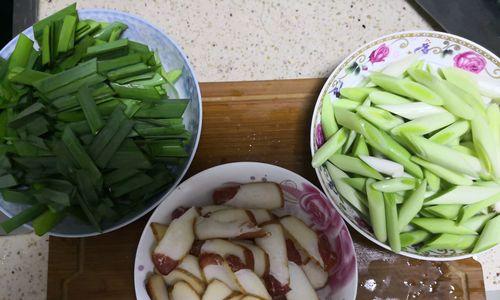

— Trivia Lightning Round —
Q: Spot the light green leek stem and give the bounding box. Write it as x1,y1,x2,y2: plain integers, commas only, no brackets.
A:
425,186,500,205
391,112,456,136
440,67,483,102
340,87,378,102
342,130,358,154
311,128,348,168
400,230,431,248
473,215,500,253
356,106,404,131
424,204,462,220
462,213,496,232
329,154,383,180
370,72,443,106
411,218,478,235
407,67,474,120
352,135,369,156
411,156,473,186
420,234,477,252
398,179,427,231
471,114,500,179
372,177,417,193
424,169,441,191
342,177,367,193
457,192,500,223
366,178,387,243
321,94,338,139
326,162,368,216
404,133,482,178
335,109,423,178
369,90,412,105
429,120,470,145
384,193,401,252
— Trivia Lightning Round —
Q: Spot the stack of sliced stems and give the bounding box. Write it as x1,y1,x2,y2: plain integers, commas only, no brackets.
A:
0,4,192,235
313,55,500,254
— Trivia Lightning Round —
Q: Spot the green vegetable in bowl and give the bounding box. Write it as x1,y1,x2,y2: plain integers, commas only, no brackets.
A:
342,130,358,154
424,186,500,205
410,156,473,186
311,128,347,168
368,90,412,105
342,177,367,193
398,180,426,231
0,4,191,235
429,120,470,146
369,72,443,106
356,106,403,131
376,102,447,120
473,215,500,253
400,230,431,248
366,178,387,243
420,233,477,252
313,57,500,254
320,94,337,139
329,154,383,180
384,192,401,252
423,204,462,220
372,177,416,193
326,162,368,217
339,87,377,102
411,218,478,235
333,98,361,111
390,112,456,136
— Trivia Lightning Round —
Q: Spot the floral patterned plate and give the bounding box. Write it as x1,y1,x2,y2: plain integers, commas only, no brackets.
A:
310,30,500,261
134,162,357,300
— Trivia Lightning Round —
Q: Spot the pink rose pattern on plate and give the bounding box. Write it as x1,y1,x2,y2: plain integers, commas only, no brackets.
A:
298,183,335,231
453,51,486,73
280,182,356,296
369,43,390,63
316,124,325,147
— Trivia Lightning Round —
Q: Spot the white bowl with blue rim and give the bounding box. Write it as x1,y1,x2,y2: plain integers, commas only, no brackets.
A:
0,9,202,237
310,30,500,260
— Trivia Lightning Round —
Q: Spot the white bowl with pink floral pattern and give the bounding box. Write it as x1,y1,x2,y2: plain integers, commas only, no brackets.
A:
134,162,358,300
310,30,500,261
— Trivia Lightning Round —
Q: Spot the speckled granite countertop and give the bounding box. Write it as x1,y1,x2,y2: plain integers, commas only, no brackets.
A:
1,0,499,299
39,0,434,82
0,234,48,300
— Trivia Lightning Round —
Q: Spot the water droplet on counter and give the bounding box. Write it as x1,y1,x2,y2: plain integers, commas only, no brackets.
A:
363,279,377,292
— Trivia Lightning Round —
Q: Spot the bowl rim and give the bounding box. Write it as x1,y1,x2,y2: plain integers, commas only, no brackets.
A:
309,30,500,261
0,8,203,238
133,161,358,300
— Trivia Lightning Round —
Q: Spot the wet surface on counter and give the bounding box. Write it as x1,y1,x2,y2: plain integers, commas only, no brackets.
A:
358,259,466,299
353,229,485,300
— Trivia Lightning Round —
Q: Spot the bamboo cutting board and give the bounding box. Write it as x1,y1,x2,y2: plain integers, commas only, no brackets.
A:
47,79,485,300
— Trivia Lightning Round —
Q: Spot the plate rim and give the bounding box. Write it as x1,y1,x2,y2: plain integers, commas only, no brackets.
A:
309,30,500,261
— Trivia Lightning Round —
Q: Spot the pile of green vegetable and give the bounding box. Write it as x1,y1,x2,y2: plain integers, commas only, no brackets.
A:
313,55,500,254
0,4,191,235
